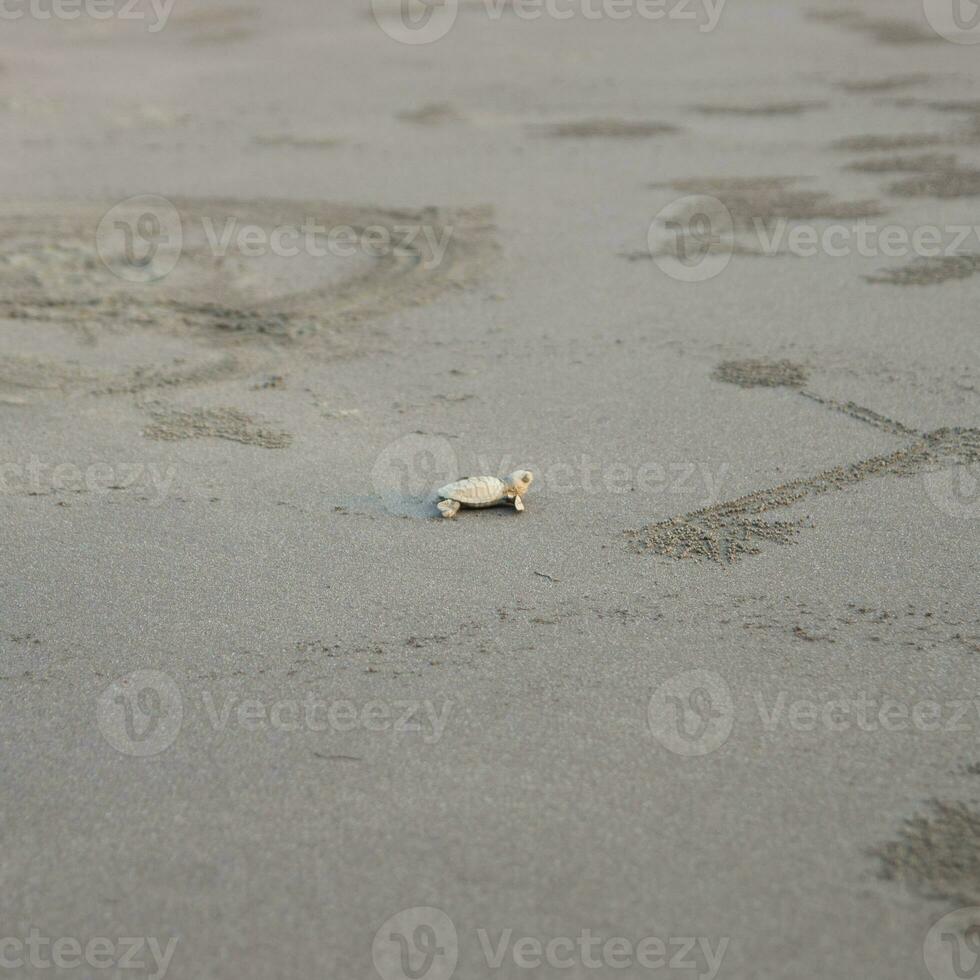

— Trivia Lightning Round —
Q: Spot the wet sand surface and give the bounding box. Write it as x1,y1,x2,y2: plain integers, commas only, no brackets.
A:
1,1,979,977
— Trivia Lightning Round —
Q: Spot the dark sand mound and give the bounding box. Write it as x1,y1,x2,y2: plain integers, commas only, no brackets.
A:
875,802,980,905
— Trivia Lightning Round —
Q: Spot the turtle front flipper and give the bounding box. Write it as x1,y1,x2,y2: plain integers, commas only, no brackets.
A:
513,495,525,513
437,499,461,518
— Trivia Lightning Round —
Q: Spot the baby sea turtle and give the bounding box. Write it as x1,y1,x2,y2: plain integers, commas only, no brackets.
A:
436,470,533,518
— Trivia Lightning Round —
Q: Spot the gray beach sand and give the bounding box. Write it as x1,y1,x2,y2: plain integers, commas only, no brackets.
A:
1,0,979,977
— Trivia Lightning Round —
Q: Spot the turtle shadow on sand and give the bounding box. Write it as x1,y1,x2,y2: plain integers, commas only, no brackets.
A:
334,493,529,521
384,493,444,519
342,470,534,520
382,493,527,520
332,493,438,519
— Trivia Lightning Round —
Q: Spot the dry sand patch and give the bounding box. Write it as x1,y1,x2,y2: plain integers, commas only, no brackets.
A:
690,102,827,116
865,255,980,286
252,134,341,149
630,428,979,562
807,10,938,45
830,134,947,152
836,75,932,93
924,100,980,115
888,170,980,198
141,403,293,448
875,802,980,906
712,359,809,389
652,176,886,224
532,119,681,139
845,153,959,173
397,104,465,126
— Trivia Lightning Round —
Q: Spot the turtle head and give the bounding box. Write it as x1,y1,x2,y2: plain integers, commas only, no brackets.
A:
504,470,533,495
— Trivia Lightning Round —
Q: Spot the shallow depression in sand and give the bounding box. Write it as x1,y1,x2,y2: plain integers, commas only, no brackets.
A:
888,170,980,198
650,177,886,234
807,10,938,45
0,198,496,398
845,153,959,173
831,134,947,153
712,358,809,389
836,75,931,93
